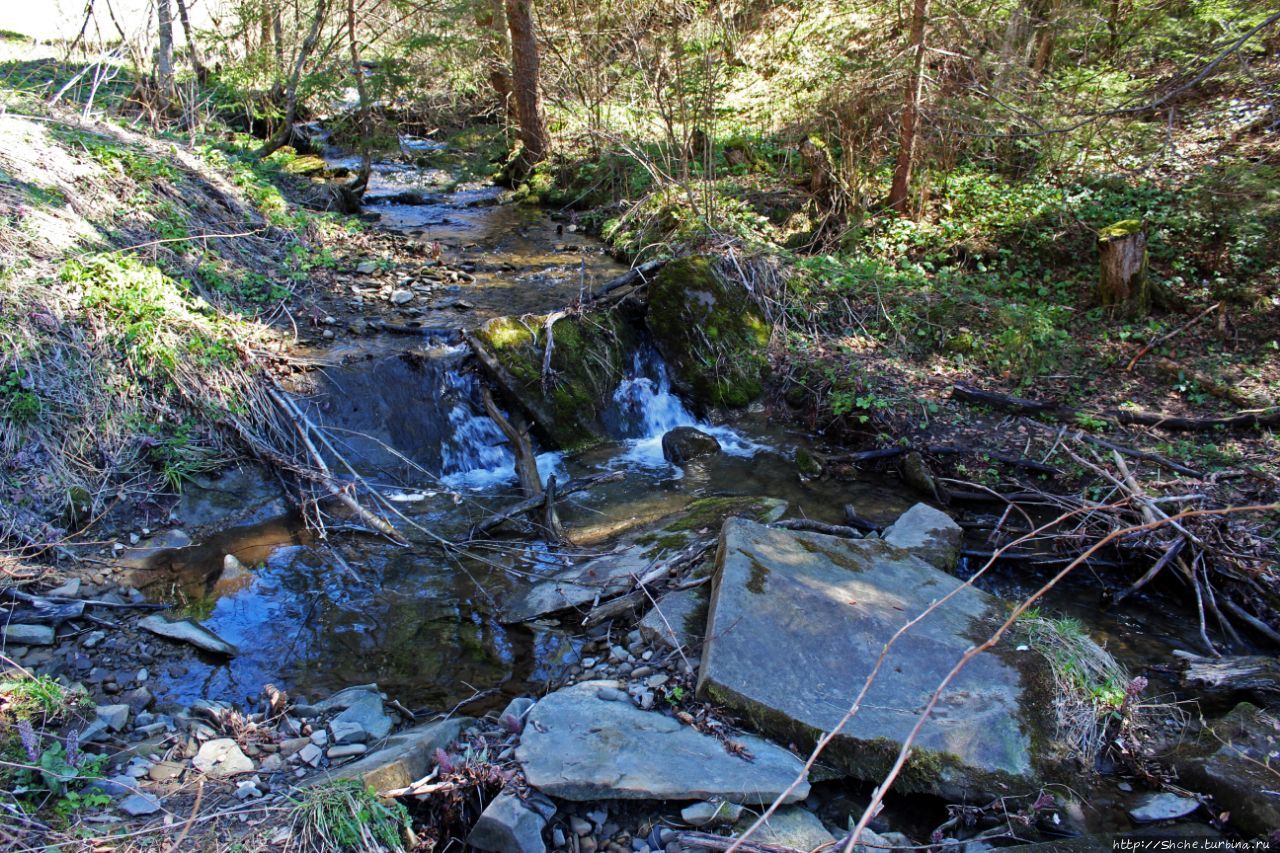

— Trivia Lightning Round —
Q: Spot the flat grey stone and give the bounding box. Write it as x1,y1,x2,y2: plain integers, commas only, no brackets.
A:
329,719,368,744
467,791,553,853
331,693,392,741
96,703,130,732
733,807,835,850
298,743,324,766
138,615,238,657
516,680,808,804
638,587,707,651
3,624,54,646
192,738,254,777
317,718,467,793
1128,792,1201,823
119,792,162,816
882,503,962,570
698,518,1052,801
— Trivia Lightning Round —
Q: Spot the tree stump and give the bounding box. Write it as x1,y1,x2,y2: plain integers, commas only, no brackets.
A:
1098,219,1149,317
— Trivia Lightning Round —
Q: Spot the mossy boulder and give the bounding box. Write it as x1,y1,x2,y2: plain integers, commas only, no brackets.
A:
472,306,640,451
645,255,771,410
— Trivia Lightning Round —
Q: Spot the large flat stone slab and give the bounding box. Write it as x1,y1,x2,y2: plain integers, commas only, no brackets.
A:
316,718,467,793
698,518,1051,801
516,680,809,804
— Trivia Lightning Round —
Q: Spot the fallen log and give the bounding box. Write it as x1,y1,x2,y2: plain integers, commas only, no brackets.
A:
468,472,624,538
582,259,665,304
1174,651,1280,697
953,382,1280,433
465,330,561,435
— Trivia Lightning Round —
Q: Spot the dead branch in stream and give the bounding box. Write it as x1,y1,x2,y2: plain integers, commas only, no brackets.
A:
467,472,624,539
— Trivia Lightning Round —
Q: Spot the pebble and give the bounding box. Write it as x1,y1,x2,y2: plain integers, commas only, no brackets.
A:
646,674,669,689
580,837,598,853
390,289,414,304
630,665,654,679
595,687,626,702
327,744,367,759
298,743,324,767
641,650,654,661
235,780,262,800
119,792,162,816
570,816,592,836
148,761,185,782
309,729,329,746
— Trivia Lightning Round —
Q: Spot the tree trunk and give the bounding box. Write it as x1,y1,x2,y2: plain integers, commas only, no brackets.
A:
344,0,372,199
888,0,929,214
477,0,514,118
174,0,206,82
504,0,549,175
1098,219,1150,317
156,0,176,108
272,11,285,73
256,0,330,159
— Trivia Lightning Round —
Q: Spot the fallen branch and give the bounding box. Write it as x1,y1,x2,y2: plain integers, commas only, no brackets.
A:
1174,650,1280,697
770,519,864,538
582,259,666,304
468,472,624,538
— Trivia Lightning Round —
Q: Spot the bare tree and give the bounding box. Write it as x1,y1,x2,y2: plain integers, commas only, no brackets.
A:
344,0,373,197
888,0,929,214
256,0,331,159
174,0,207,82
156,0,176,107
505,0,549,174
477,0,514,117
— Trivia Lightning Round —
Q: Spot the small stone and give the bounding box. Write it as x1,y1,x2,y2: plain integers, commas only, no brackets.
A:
646,674,669,689
96,704,130,732
279,737,310,757
356,260,378,274
298,743,324,766
582,657,598,668
681,801,744,827
120,792,162,815
327,744,368,759
259,754,284,772
609,645,627,663
554,828,567,847
1129,792,1201,823
148,760,185,782
595,687,626,702
570,816,592,836
329,721,366,744
390,289,414,305
235,780,262,800
83,630,107,649
136,667,149,683
192,738,255,777
581,837,598,853
48,578,81,597
585,808,607,828
630,666,654,679
310,729,329,746
641,650,654,661
3,624,54,646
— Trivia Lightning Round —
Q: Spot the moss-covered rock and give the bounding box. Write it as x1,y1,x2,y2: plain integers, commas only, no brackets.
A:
645,255,771,410
473,307,640,451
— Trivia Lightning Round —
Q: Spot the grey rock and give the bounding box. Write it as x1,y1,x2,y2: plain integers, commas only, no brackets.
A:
638,588,707,651
515,680,809,804
313,684,381,713
500,696,536,731
96,704,130,732
356,260,378,274
47,578,81,597
88,774,137,797
1129,792,1200,823
570,816,592,836
192,738,255,777
298,743,324,767
698,518,1053,801
661,426,721,464
390,289,414,305
329,720,366,745
595,686,626,702
138,615,238,657
1167,702,1280,837
732,808,835,851
235,780,263,800
119,792,162,816
327,744,368,759
468,791,554,853
680,800,743,827
3,623,54,646
310,729,330,746
331,693,393,742
502,549,653,623
148,760,185,782
319,718,466,792
83,630,106,649
882,503,963,570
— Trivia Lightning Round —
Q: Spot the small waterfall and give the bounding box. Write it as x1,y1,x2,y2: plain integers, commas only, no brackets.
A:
608,349,760,467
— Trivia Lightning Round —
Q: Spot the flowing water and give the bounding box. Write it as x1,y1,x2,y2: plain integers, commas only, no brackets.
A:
141,140,1211,726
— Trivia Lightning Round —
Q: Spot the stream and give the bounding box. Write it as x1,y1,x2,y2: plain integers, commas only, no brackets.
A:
136,137,1211,765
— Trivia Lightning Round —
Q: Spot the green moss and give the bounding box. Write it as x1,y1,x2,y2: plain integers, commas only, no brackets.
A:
795,447,823,477
474,307,638,450
646,255,771,409
1098,218,1143,240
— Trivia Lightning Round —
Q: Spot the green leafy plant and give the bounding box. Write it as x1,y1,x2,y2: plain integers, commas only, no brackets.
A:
289,780,410,852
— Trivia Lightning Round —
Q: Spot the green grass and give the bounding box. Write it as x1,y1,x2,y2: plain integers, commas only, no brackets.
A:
289,780,410,853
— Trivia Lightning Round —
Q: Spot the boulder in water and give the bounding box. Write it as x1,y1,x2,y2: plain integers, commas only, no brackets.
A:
882,503,962,571
698,517,1056,801
661,426,721,464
